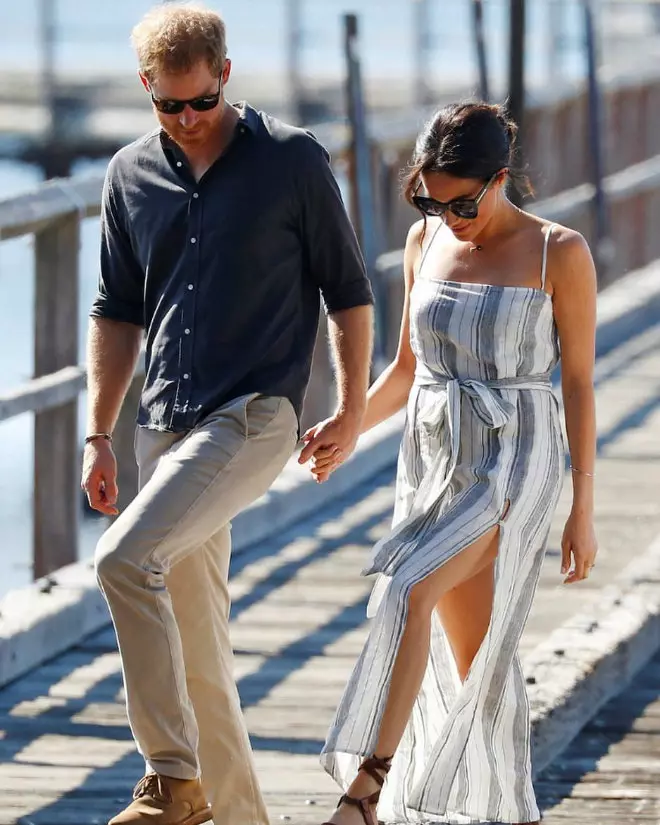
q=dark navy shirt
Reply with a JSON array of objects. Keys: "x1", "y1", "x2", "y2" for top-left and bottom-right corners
[{"x1": 91, "y1": 103, "x2": 374, "y2": 432}]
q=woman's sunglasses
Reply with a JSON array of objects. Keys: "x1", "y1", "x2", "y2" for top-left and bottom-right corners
[
  {"x1": 150, "y1": 88, "x2": 221, "y2": 115},
  {"x1": 412, "y1": 173, "x2": 497, "y2": 220}
]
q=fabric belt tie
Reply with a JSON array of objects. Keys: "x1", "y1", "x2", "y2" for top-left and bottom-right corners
[{"x1": 363, "y1": 372, "x2": 554, "y2": 578}]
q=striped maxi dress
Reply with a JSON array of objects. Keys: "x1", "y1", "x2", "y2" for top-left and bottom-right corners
[{"x1": 320, "y1": 224, "x2": 564, "y2": 824}]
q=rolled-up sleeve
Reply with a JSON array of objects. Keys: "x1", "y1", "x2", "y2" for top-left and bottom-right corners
[
  {"x1": 90, "y1": 161, "x2": 144, "y2": 326},
  {"x1": 299, "y1": 137, "x2": 374, "y2": 314}
]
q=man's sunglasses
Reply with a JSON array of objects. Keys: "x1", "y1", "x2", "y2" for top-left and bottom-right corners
[
  {"x1": 412, "y1": 174, "x2": 497, "y2": 220},
  {"x1": 150, "y1": 88, "x2": 221, "y2": 115}
]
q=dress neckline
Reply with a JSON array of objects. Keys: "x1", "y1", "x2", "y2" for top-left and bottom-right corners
[{"x1": 415, "y1": 277, "x2": 552, "y2": 301}]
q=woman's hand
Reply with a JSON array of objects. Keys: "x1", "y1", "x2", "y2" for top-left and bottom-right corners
[
  {"x1": 560, "y1": 509, "x2": 597, "y2": 584},
  {"x1": 298, "y1": 410, "x2": 361, "y2": 483}
]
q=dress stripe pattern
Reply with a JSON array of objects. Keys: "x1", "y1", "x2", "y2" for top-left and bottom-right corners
[{"x1": 320, "y1": 224, "x2": 564, "y2": 824}]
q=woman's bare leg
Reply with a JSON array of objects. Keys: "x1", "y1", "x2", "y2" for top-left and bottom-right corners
[
  {"x1": 324, "y1": 525, "x2": 500, "y2": 825},
  {"x1": 437, "y1": 555, "x2": 495, "y2": 682}
]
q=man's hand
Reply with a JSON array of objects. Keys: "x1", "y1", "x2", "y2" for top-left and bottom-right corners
[
  {"x1": 81, "y1": 439, "x2": 120, "y2": 516},
  {"x1": 298, "y1": 410, "x2": 363, "y2": 483}
]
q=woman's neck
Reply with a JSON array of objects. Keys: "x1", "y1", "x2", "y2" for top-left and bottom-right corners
[{"x1": 472, "y1": 199, "x2": 523, "y2": 248}]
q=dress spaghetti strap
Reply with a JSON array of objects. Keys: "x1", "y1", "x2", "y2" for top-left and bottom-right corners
[
  {"x1": 541, "y1": 223, "x2": 556, "y2": 290},
  {"x1": 417, "y1": 221, "x2": 443, "y2": 278}
]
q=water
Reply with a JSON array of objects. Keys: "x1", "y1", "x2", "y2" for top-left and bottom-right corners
[
  {"x1": 0, "y1": 0, "x2": 651, "y2": 596},
  {"x1": 0, "y1": 1, "x2": 586, "y2": 87}
]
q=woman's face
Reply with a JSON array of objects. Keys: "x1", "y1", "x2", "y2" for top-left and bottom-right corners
[{"x1": 418, "y1": 170, "x2": 505, "y2": 243}]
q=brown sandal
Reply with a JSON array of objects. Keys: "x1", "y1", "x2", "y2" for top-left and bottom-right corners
[{"x1": 322, "y1": 754, "x2": 393, "y2": 825}]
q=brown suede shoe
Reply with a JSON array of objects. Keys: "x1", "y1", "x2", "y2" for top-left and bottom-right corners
[{"x1": 109, "y1": 773, "x2": 213, "y2": 825}]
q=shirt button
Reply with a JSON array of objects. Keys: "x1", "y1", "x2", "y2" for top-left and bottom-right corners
[
  {"x1": 183, "y1": 373, "x2": 190, "y2": 380},
  {"x1": 192, "y1": 192, "x2": 199, "y2": 199},
  {"x1": 184, "y1": 328, "x2": 191, "y2": 335},
  {"x1": 187, "y1": 284, "x2": 194, "y2": 290},
  {"x1": 190, "y1": 237, "x2": 197, "y2": 244}
]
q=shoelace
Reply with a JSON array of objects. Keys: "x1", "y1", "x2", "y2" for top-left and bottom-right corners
[{"x1": 133, "y1": 774, "x2": 171, "y2": 804}]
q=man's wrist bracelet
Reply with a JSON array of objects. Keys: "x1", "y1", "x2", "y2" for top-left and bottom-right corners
[{"x1": 85, "y1": 432, "x2": 113, "y2": 445}]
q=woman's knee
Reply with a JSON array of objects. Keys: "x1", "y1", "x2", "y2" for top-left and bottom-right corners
[{"x1": 400, "y1": 577, "x2": 437, "y2": 620}]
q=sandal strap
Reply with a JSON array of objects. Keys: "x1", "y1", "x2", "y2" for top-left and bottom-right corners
[
  {"x1": 321, "y1": 756, "x2": 393, "y2": 825},
  {"x1": 357, "y1": 754, "x2": 393, "y2": 789},
  {"x1": 338, "y1": 792, "x2": 381, "y2": 825}
]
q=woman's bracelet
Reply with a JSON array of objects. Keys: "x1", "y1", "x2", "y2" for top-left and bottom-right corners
[{"x1": 570, "y1": 465, "x2": 595, "y2": 478}]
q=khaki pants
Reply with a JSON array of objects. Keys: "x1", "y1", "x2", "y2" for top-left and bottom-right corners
[{"x1": 95, "y1": 394, "x2": 298, "y2": 825}]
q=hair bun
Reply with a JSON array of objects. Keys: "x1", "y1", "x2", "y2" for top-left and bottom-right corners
[{"x1": 494, "y1": 106, "x2": 518, "y2": 147}]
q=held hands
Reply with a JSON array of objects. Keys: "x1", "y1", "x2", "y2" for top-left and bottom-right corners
[
  {"x1": 81, "y1": 439, "x2": 120, "y2": 516},
  {"x1": 298, "y1": 409, "x2": 363, "y2": 483},
  {"x1": 560, "y1": 509, "x2": 598, "y2": 584}
]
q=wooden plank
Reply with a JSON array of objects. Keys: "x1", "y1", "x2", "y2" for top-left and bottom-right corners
[
  {"x1": 33, "y1": 213, "x2": 81, "y2": 577},
  {"x1": 537, "y1": 651, "x2": 660, "y2": 823},
  {"x1": 0, "y1": 176, "x2": 103, "y2": 241},
  {"x1": 0, "y1": 366, "x2": 86, "y2": 422},
  {"x1": 529, "y1": 154, "x2": 660, "y2": 226},
  {"x1": 0, "y1": 362, "x2": 148, "y2": 423}
]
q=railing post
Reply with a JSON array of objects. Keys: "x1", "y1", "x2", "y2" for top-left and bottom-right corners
[
  {"x1": 343, "y1": 13, "x2": 386, "y2": 372},
  {"x1": 507, "y1": 0, "x2": 526, "y2": 207},
  {"x1": 583, "y1": 0, "x2": 610, "y2": 282},
  {"x1": 471, "y1": 0, "x2": 490, "y2": 102},
  {"x1": 33, "y1": 211, "x2": 80, "y2": 578}
]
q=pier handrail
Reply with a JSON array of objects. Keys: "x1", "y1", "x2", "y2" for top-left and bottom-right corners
[
  {"x1": 0, "y1": 176, "x2": 133, "y2": 580},
  {"x1": 0, "y1": 176, "x2": 103, "y2": 240}
]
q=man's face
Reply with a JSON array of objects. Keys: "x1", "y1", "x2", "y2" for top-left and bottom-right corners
[{"x1": 142, "y1": 60, "x2": 231, "y2": 150}]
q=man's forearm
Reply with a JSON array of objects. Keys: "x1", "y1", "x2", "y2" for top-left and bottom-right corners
[
  {"x1": 86, "y1": 317, "x2": 143, "y2": 435},
  {"x1": 327, "y1": 304, "x2": 374, "y2": 420}
]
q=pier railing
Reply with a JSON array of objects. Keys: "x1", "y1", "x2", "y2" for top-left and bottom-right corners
[{"x1": 0, "y1": 179, "x2": 104, "y2": 578}]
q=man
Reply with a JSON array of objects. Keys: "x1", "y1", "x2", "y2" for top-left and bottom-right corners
[{"x1": 81, "y1": 5, "x2": 374, "y2": 825}]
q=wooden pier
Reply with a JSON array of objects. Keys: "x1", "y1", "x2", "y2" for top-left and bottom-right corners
[
  {"x1": 537, "y1": 649, "x2": 660, "y2": 824},
  {"x1": 0, "y1": 267, "x2": 658, "y2": 822}
]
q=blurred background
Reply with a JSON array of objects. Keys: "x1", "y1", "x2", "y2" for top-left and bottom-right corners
[{"x1": 1, "y1": 0, "x2": 660, "y2": 594}]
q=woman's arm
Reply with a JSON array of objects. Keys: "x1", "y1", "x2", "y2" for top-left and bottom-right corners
[{"x1": 548, "y1": 226, "x2": 598, "y2": 583}]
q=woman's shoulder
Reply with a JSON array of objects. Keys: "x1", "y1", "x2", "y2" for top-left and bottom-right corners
[
  {"x1": 405, "y1": 217, "x2": 447, "y2": 252},
  {"x1": 538, "y1": 220, "x2": 595, "y2": 290},
  {"x1": 517, "y1": 213, "x2": 584, "y2": 252},
  {"x1": 402, "y1": 220, "x2": 426, "y2": 282},
  {"x1": 543, "y1": 220, "x2": 587, "y2": 248},
  {"x1": 518, "y1": 215, "x2": 591, "y2": 266},
  {"x1": 406, "y1": 218, "x2": 427, "y2": 249},
  {"x1": 543, "y1": 221, "x2": 592, "y2": 268}
]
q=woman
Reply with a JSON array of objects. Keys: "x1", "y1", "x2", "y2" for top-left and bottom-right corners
[{"x1": 306, "y1": 102, "x2": 598, "y2": 825}]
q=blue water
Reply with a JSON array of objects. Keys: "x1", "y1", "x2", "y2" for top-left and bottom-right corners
[
  {"x1": 0, "y1": 0, "x2": 646, "y2": 595},
  {"x1": 1, "y1": 1, "x2": 586, "y2": 87}
]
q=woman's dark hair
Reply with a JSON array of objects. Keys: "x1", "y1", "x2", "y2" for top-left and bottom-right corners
[{"x1": 404, "y1": 101, "x2": 533, "y2": 208}]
